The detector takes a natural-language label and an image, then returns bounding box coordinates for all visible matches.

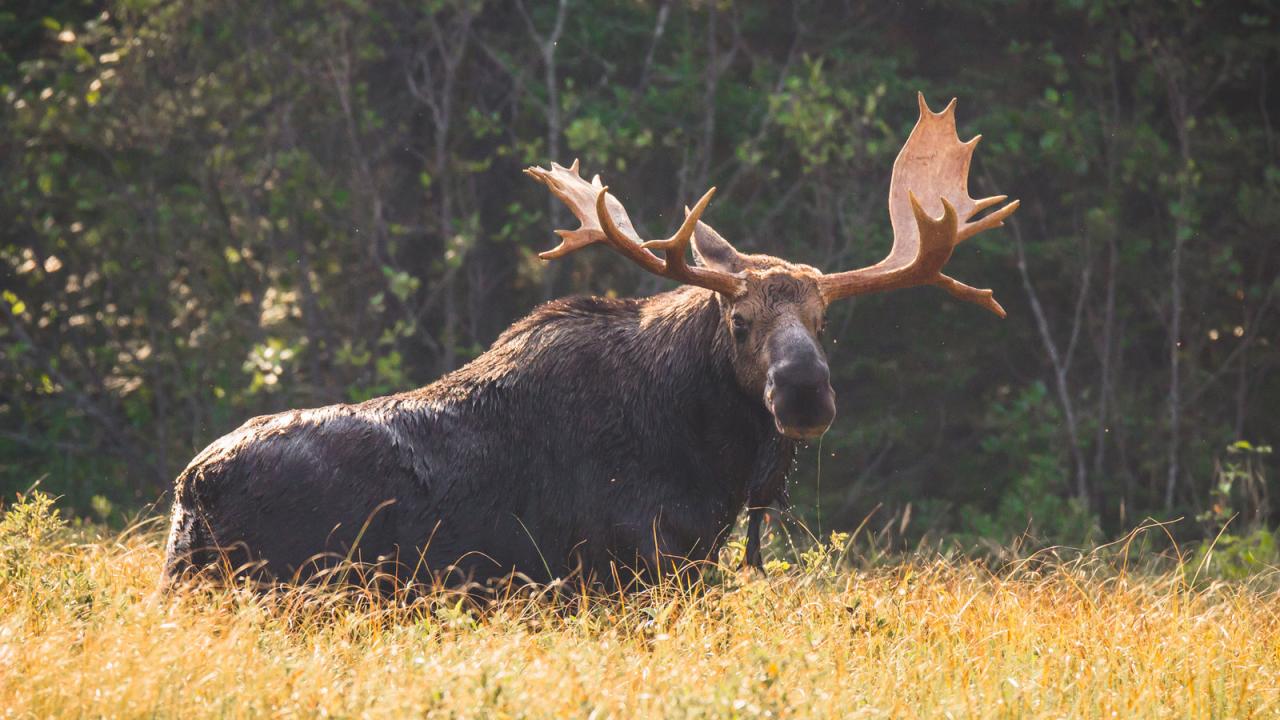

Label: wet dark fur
[164,286,794,590]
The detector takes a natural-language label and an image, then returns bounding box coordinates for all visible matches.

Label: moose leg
[612,506,719,589]
[742,434,796,571]
[744,507,766,570]
[638,526,705,587]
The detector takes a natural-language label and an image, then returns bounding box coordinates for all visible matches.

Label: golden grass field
[3,492,1279,719]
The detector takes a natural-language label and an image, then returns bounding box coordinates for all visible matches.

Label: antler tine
[935,275,1006,318]
[817,92,1019,316]
[972,193,1007,213]
[959,196,1021,242]
[589,185,670,271]
[637,186,717,277]
[528,160,745,297]
[597,184,744,296]
[523,160,609,260]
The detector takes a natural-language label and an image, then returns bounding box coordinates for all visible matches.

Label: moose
[163,94,1018,590]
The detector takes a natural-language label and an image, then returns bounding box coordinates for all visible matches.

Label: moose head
[526,93,1019,440]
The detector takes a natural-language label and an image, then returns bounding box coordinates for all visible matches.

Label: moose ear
[691,221,745,273]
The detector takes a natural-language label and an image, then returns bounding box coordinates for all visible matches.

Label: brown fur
[164,231,833,590]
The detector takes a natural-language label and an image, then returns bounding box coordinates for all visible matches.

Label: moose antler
[817,93,1019,317]
[524,160,746,297]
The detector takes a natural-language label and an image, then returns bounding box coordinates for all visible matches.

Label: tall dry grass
[3,491,1278,718]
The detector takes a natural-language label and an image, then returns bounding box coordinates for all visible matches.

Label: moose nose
[766,358,836,440]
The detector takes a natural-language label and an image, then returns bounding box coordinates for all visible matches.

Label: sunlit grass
[3,493,1278,718]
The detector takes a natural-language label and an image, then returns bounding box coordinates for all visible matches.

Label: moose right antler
[816,93,1019,316]
[524,160,746,297]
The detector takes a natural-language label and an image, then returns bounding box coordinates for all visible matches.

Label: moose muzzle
[764,328,836,440]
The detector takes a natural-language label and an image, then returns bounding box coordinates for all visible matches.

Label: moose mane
[408,286,739,416]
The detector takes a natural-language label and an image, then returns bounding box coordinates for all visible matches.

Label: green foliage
[1199,441,1273,531]
[770,58,877,172]
[951,382,1100,546]
[0,0,1277,550]
[1190,528,1280,582]
[1189,441,1276,581]
[0,489,97,627]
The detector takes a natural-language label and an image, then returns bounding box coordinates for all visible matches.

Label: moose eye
[731,313,750,340]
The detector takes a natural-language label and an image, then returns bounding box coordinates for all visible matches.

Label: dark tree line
[2,0,1278,548]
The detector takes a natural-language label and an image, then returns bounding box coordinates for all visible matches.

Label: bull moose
[163,94,1018,590]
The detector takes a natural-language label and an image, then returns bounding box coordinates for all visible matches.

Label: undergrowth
[3,491,1279,718]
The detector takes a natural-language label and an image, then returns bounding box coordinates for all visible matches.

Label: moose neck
[423,284,781,500]
[629,286,794,542]
[633,285,778,460]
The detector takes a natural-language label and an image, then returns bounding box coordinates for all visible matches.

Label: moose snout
[765,357,836,440]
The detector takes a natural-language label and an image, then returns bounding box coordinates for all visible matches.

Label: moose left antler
[523,160,746,297]
[816,92,1019,316]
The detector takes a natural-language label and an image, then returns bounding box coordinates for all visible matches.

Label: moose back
[163,94,1018,590]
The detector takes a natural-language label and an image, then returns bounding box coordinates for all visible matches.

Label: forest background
[3,0,1277,554]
